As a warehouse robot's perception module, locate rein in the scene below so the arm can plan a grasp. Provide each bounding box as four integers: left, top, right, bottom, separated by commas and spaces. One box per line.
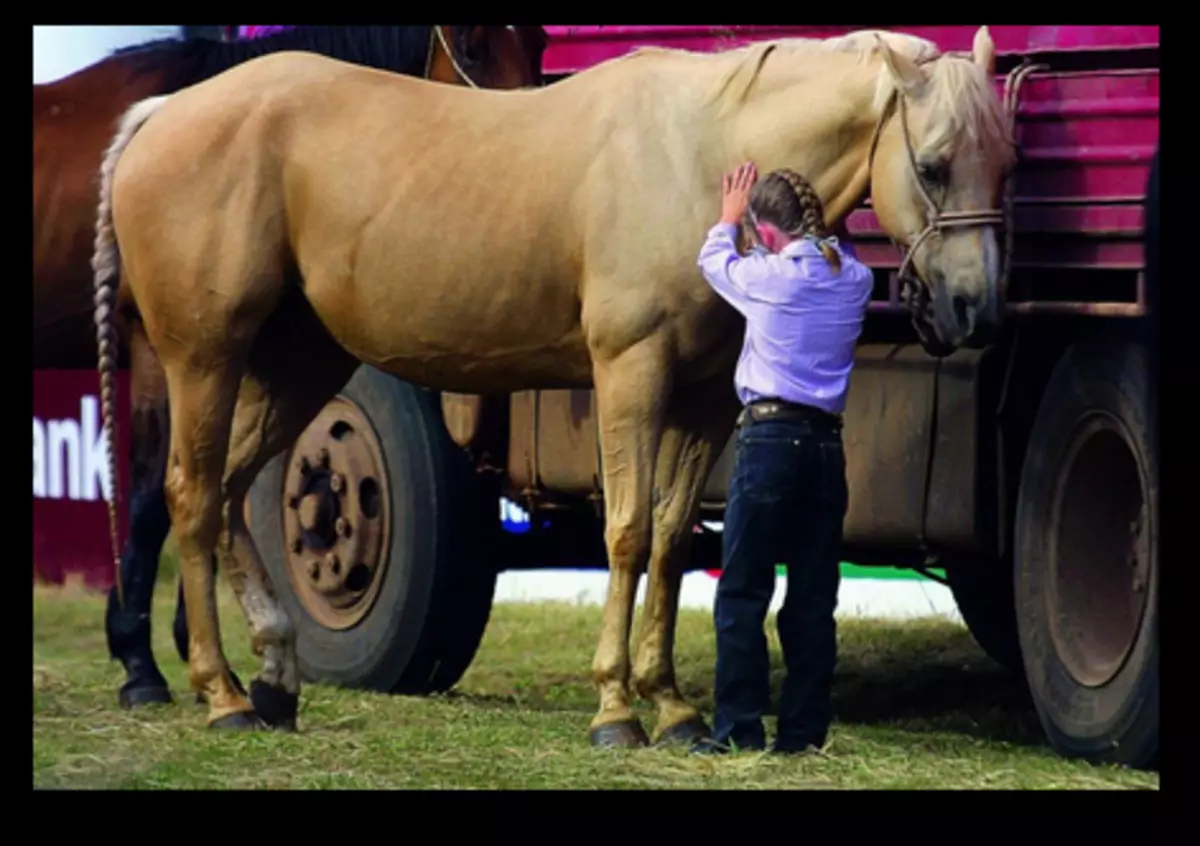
858, 51, 1046, 561
864, 54, 1047, 336
424, 25, 481, 88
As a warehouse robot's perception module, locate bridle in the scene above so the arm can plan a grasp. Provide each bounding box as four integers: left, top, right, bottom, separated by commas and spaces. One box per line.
863, 52, 1046, 337
423, 25, 482, 88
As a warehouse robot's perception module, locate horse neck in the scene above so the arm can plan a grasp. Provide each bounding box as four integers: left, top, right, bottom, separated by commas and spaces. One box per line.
170, 26, 436, 90
719, 51, 891, 225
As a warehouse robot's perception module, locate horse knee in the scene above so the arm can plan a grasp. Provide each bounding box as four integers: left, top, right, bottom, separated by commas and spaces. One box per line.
604, 513, 652, 568
164, 468, 222, 551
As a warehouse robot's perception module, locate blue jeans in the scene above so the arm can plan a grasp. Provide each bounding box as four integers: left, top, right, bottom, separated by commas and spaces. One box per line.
712, 412, 848, 750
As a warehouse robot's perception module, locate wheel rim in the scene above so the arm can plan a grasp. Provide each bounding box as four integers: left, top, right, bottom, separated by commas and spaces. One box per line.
1046, 412, 1152, 689
281, 396, 391, 631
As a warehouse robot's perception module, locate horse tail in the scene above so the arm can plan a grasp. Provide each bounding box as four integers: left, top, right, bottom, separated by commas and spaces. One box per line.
91, 93, 170, 609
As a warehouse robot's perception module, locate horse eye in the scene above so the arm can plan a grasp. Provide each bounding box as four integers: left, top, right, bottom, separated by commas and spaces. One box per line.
917, 161, 948, 185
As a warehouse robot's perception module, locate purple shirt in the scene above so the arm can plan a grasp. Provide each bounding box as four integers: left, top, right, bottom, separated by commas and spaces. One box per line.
697, 222, 874, 414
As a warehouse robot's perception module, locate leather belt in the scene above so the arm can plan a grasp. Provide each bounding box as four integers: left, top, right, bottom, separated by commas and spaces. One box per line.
737, 398, 842, 428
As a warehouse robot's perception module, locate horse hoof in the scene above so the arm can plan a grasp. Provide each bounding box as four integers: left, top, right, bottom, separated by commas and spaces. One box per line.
589, 719, 650, 749
118, 683, 173, 710
654, 715, 712, 748
209, 710, 263, 731
249, 679, 299, 732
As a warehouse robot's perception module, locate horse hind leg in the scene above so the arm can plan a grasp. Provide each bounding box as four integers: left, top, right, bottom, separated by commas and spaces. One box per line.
104, 313, 249, 708
155, 346, 263, 729
104, 320, 174, 708
632, 373, 740, 746
586, 339, 672, 748
213, 294, 359, 729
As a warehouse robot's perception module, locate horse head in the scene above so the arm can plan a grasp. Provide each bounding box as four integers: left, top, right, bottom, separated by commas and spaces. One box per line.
866, 26, 1016, 355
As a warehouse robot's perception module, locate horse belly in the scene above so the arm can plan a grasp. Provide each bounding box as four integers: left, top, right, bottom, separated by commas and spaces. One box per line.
301, 265, 592, 394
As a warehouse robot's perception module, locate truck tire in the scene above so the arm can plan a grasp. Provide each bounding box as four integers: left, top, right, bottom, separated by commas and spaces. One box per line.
1014, 341, 1157, 769
247, 364, 498, 695
943, 555, 1022, 673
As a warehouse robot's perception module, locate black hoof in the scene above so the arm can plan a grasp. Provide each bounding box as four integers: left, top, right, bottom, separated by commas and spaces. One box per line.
208, 710, 264, 731
249, 679, 299, 732
655, 715, 712, 748
193, 670, 247, 705
118, 682, 173, 710
589, 719, 650, 749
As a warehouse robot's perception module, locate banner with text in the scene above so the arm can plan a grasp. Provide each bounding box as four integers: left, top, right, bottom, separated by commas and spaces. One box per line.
33, 370, 130, 590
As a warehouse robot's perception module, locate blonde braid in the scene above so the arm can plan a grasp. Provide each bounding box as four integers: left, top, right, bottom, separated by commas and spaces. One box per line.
774, 169, 841, 274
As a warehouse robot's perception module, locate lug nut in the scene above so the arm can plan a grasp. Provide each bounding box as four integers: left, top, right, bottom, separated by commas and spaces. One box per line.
330, 473, 344, 494
327, 553, 341, 575
336, 517, 351, 538
318, 448, 330, 467
287, 495, 300, 509
309, 560, 320, 580
291, 537, 303, 554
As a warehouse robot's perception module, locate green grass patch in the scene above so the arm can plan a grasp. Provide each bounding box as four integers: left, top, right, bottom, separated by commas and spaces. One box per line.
32, 578, 1157, 790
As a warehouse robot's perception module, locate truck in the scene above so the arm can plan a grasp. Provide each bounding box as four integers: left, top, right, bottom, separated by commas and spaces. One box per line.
238, 24, 1160, 769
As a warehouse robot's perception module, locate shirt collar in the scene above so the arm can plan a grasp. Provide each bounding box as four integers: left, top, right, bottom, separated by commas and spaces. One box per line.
779, 234, 839, 260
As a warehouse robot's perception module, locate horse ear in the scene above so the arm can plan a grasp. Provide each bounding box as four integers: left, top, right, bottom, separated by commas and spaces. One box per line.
874, 34, 926, 95
972, 26, 996, 75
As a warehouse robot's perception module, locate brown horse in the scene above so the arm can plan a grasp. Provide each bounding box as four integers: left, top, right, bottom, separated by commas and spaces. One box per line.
34, 25, 546, 711
92, 27, 1014, 741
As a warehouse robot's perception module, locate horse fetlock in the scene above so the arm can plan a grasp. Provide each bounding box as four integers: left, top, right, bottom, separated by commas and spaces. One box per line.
632, 667, 676, 704
592, 671, 635, 715
203, 686, 255, 724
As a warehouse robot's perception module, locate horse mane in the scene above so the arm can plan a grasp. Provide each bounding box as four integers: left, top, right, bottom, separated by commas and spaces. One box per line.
674, 29, 1013, 160
919, 52, 1017, 161
109, 26, 439, 93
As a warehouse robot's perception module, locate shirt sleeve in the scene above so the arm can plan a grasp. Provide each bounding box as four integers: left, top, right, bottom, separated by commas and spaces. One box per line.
696, 222, 780, 311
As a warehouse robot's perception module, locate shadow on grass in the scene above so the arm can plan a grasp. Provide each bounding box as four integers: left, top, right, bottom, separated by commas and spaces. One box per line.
788, 624, 1044, 749
441, 614, 1047, 750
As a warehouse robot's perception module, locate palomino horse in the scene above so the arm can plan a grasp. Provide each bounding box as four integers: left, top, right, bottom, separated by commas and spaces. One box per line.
92, 26, 1015, 741
34, 24, 547, 710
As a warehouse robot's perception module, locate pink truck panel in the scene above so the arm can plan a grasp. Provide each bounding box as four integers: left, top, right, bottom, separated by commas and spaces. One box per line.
542, 26, 1159, 279
542, 26, 1160, 72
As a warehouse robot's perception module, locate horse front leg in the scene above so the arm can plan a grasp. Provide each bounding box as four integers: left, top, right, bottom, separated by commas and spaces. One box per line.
105, 322, 173, 708
633, 374, 740, 745
586, 340, 670, 748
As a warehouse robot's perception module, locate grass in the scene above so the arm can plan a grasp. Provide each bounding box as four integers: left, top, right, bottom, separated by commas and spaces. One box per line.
32, 573, 1159, 790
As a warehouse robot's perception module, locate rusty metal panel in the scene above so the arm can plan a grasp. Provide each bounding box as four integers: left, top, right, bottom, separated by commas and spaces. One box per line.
507, 391, 538, 494
701, 435, 736, 504
922, 349, 987, 552
506, 389, 601, 500
534, 389, 602, 495
839, 346, 939, 546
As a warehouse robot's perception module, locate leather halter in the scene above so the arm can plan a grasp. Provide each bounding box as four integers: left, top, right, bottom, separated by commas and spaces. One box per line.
423, 25, 481, 88
863, 53, 1045, 331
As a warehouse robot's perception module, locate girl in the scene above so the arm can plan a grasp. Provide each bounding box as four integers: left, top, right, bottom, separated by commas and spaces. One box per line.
693, 162, 874, 755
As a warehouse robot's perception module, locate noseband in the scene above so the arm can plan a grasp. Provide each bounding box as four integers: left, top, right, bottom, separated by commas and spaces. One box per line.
864, 55, 1046, 333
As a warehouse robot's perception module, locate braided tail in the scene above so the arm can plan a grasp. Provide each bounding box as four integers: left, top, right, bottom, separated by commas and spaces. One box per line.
91, 94, 170, 609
